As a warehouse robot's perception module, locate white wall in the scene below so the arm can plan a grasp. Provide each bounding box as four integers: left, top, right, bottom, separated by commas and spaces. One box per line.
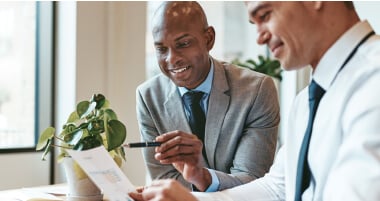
355, 1, 380, 33
0, 152, 50, 190
54, 1, 147, 186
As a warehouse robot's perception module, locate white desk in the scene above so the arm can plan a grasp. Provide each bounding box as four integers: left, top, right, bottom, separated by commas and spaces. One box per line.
0, 183, 110, 201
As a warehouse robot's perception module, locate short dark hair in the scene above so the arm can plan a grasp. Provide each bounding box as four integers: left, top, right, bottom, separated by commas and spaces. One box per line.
344, 1, 355, 10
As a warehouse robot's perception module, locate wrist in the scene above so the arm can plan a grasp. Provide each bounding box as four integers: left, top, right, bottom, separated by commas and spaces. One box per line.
192, 168, 211, 192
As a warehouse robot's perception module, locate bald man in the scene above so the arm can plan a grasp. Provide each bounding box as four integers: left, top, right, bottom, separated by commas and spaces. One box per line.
136, 1, 280, 192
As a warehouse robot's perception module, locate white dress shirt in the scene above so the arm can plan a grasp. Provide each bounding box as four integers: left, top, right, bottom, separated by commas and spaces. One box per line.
193, 20, 380, 201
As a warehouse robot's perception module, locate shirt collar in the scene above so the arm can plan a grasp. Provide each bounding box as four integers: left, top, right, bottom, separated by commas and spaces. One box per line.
313, 20, 373, 90
178, 58, 214, 96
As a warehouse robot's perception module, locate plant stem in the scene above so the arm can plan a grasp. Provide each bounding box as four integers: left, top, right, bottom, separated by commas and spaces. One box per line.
51, 144, 71, 149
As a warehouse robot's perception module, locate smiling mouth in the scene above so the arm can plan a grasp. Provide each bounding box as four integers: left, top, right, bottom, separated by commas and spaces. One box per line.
270, 44, 280, 53
169, 66, 190, 73
270, 40, 284, 53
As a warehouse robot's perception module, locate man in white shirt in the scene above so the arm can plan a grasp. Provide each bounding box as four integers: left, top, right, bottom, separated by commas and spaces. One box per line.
129, 2, 380, 201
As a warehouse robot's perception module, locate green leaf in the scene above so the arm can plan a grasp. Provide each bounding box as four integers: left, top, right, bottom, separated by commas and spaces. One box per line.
66, 111, 79, 123
77, 101, 90, 118
92, 94, 106, 109
36, 127, 55, 151
62, 123, 77, 136
232, 55, 282, 81
106, 119, 126, 151
81, 129, 90, 139
104, 109, 118, 120
41, 139, 52, 160
88, 119, 105, 135
78, 122, 89, 129
73, 135, 102, 151
102, 99, 110, 109
64, 129, 83, 145
258, 55, 265, 63
246, 59, 257, 67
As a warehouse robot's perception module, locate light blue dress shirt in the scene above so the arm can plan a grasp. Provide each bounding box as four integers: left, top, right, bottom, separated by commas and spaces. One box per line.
177, 59, 220, 192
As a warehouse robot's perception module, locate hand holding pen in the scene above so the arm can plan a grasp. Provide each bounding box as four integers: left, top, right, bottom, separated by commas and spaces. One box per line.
124, 141, 161, 148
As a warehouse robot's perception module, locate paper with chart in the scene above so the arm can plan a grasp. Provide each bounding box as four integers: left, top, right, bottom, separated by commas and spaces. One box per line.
66, 146, 135, 201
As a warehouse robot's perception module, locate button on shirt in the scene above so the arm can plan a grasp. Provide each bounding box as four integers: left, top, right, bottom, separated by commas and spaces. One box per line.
193, 21, 380, 201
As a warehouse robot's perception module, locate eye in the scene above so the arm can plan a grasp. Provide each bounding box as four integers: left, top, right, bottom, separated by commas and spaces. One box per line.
176, 40, 191, 48
155, 46, 167, 53
258, 11, 270, 22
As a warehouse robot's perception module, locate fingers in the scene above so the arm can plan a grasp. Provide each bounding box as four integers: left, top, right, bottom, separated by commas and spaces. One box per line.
155, 130, 199, 148
135, 185, 145, 193
128, 185, 147, 201
141, 179, 195, 201
154, 131, 203, 163
155, 144, 201, 162
129, 190, 144, 201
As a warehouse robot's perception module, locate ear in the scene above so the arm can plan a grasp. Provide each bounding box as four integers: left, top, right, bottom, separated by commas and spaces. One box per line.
303, 1, 323, 11
314, 1, 323, 10
204, 26, 215, 51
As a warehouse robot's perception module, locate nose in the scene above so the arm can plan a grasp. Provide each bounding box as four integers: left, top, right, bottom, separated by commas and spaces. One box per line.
256, 29, 270, 45
165, 48, 181, 65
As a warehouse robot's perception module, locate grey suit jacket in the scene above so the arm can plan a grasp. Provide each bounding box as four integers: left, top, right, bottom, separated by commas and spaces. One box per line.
136, 57, 280, 190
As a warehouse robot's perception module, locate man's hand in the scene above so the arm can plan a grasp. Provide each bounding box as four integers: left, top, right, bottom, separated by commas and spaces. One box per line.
129, 179, 198, 201
128, 186, 145, 201
154, 130, 212, 191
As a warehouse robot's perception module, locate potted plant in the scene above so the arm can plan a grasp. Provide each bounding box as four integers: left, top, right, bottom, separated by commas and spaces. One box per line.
36, 93, 127, 201
231, 55, 282, 81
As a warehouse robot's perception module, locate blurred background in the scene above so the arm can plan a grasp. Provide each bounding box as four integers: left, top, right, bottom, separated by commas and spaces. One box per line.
0, 1, 379, 190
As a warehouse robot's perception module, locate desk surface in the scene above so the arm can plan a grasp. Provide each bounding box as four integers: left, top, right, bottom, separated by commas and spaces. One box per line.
0, 183, 110, 201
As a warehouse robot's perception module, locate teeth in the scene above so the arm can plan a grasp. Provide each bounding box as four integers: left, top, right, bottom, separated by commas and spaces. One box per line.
171, 66, 189, 73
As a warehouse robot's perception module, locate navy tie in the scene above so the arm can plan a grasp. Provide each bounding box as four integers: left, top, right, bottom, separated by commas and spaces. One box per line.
294, 80, 325, 201
183, 91, 207, 159
183, 91, 206, 158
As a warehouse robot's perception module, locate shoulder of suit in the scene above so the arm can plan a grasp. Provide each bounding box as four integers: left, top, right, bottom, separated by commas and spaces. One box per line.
137, 73, 172, 93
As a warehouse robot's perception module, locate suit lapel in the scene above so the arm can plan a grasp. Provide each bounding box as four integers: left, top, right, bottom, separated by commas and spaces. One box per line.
163, 82, 192, 133
164, 81, 212, 168
205, 59, 230, 168
162, 59, 230, 168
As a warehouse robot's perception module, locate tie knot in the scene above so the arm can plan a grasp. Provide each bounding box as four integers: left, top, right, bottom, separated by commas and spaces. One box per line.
309, 80, 325, 101
183, 91, 204, 105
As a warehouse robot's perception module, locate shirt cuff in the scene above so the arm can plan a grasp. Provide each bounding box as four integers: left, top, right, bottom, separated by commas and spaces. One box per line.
205, 169, 220, 192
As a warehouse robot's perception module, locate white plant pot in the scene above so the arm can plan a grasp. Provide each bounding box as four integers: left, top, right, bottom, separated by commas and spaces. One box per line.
63, 158, 103, 201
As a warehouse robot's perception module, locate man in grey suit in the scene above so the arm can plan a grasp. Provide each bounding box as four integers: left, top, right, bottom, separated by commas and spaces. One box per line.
136, 1, 280, 192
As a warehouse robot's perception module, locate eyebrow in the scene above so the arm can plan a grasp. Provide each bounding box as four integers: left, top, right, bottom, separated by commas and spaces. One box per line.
249, 3, 271, 23
154, 34, 190, 46
175, 34, 190, 42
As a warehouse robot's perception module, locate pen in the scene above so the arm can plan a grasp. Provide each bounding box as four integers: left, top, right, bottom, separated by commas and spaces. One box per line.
124, 141, 162, 148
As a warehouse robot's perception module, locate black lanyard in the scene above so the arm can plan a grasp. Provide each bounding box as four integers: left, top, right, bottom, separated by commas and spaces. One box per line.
331, 30, 375, 83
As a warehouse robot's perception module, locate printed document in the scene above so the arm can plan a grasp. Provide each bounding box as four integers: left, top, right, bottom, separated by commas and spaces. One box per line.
66, 146, 136, 201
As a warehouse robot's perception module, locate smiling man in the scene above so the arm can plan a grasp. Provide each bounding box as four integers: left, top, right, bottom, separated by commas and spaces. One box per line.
130, 1, 380, 201
135, 1, 280, 192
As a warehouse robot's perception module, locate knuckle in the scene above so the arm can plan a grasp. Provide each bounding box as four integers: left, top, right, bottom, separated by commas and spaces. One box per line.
174, 145, 181, 152
174, 130, 181, 135
174, 136, 182, 143
168, 179, 177, 186
161, 188, 171, 197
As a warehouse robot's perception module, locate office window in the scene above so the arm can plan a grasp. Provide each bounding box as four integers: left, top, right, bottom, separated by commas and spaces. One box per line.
0, 2, 53, 151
